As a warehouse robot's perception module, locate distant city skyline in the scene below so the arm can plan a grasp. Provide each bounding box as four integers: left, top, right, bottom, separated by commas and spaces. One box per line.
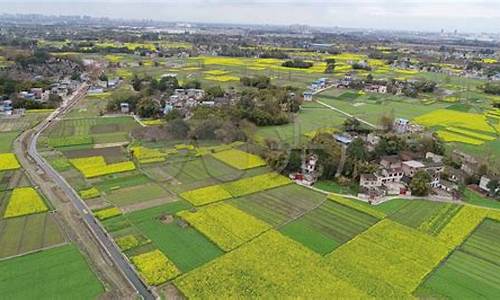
0, 0, 499, 33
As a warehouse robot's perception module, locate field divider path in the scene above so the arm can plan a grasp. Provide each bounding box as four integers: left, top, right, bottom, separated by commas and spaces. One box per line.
312, 84, 377, 128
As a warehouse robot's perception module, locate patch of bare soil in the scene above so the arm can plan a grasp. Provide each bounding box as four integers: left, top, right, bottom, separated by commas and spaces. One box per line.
62, 146, 126, 163
159, 283, 185, 300
159, 214, 174, 224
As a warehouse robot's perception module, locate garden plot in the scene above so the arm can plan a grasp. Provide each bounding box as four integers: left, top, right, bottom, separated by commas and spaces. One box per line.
231, 184, 326, 226
0, 212, 66, 259
388, 200, 463, 235
416, 219, 500, 299
280, 200, 379, 255
325, 220, 451, 298
102, 201, 222, 272
177, 203, 271, 251
174, 230, 367, 299
0, 245, 104, 299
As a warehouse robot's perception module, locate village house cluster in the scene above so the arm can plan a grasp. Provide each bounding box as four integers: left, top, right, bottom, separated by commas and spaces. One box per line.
358, 152, 450, 202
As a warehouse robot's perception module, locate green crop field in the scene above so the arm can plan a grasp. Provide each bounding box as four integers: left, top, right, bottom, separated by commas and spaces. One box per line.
389, 200, 463, 235
0, 245, 104, 299
103, 201, 223, 272
143, 156, 270, 193
416, 219, 500, 299
231, 184, 326, 226
256, 101, 346, 142
104, 182, 170, 207
0, 213, 66, 259
280, 200, 379, 254
0, 132, 19, 152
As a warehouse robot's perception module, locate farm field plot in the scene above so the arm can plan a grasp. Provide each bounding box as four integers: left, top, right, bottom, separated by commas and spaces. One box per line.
131, 249, 180, 286
256, 102, 346, 142
177, 203, 271, 251
388, 200, 462, 235
3, 187, 49, 218
174, 230, 367, 298
0, 113, 49, 133
103, 201, 223, 272
43, 116, 138, 147
416, 219, 500, 299
222, 172, 291, 198
325, 220, 451, 298
180, 185, 232, 206
316, 94, 449, 125
231, 184, 326, 227
0, 153, 20, 171
104, 182, 170, 207
0, 244, 104, 299
211, 149, 266, 170
280, 200, 379, 255
463, 188, 500, 210
143, 156, 270, 193
62, 146, 128, 163
0, 132, 19, 152
414, 109, 496, 133
95, 173, 151, 192
437, 205, 488, 248
0, 212, 66, 259
70, 156, 136, 178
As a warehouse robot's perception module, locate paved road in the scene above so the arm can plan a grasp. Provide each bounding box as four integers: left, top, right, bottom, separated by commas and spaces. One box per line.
25, 85, 156, 300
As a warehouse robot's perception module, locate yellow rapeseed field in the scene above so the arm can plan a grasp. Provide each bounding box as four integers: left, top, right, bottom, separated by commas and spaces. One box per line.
211, 149, 266, 170
79, 187, 101, 200
130, 146, 167, 164
4, 187, 48, 218
180, 185, 233, 206
414, 109, 496, 133
436, 130, 484, 145
131, 250, 180, 286
94, 206, 122, 220
70, 156, 136, 178
178, 203, 271, 251
0, 153, 21, 171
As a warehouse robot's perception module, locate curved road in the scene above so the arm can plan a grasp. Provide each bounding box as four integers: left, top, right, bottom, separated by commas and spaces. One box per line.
25, 85, 155, 300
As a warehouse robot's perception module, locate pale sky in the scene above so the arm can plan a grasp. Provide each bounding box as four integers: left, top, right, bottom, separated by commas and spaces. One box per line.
0, 0, 499, 33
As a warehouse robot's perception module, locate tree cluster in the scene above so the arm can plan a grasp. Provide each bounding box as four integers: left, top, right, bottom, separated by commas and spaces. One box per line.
281, 59, 313, 69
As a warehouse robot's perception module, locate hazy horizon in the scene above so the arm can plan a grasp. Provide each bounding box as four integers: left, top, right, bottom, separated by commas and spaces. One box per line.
0, 0, 499, 34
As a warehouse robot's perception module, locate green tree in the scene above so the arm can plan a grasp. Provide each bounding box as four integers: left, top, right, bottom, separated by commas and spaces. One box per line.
410, 171, 432, 196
